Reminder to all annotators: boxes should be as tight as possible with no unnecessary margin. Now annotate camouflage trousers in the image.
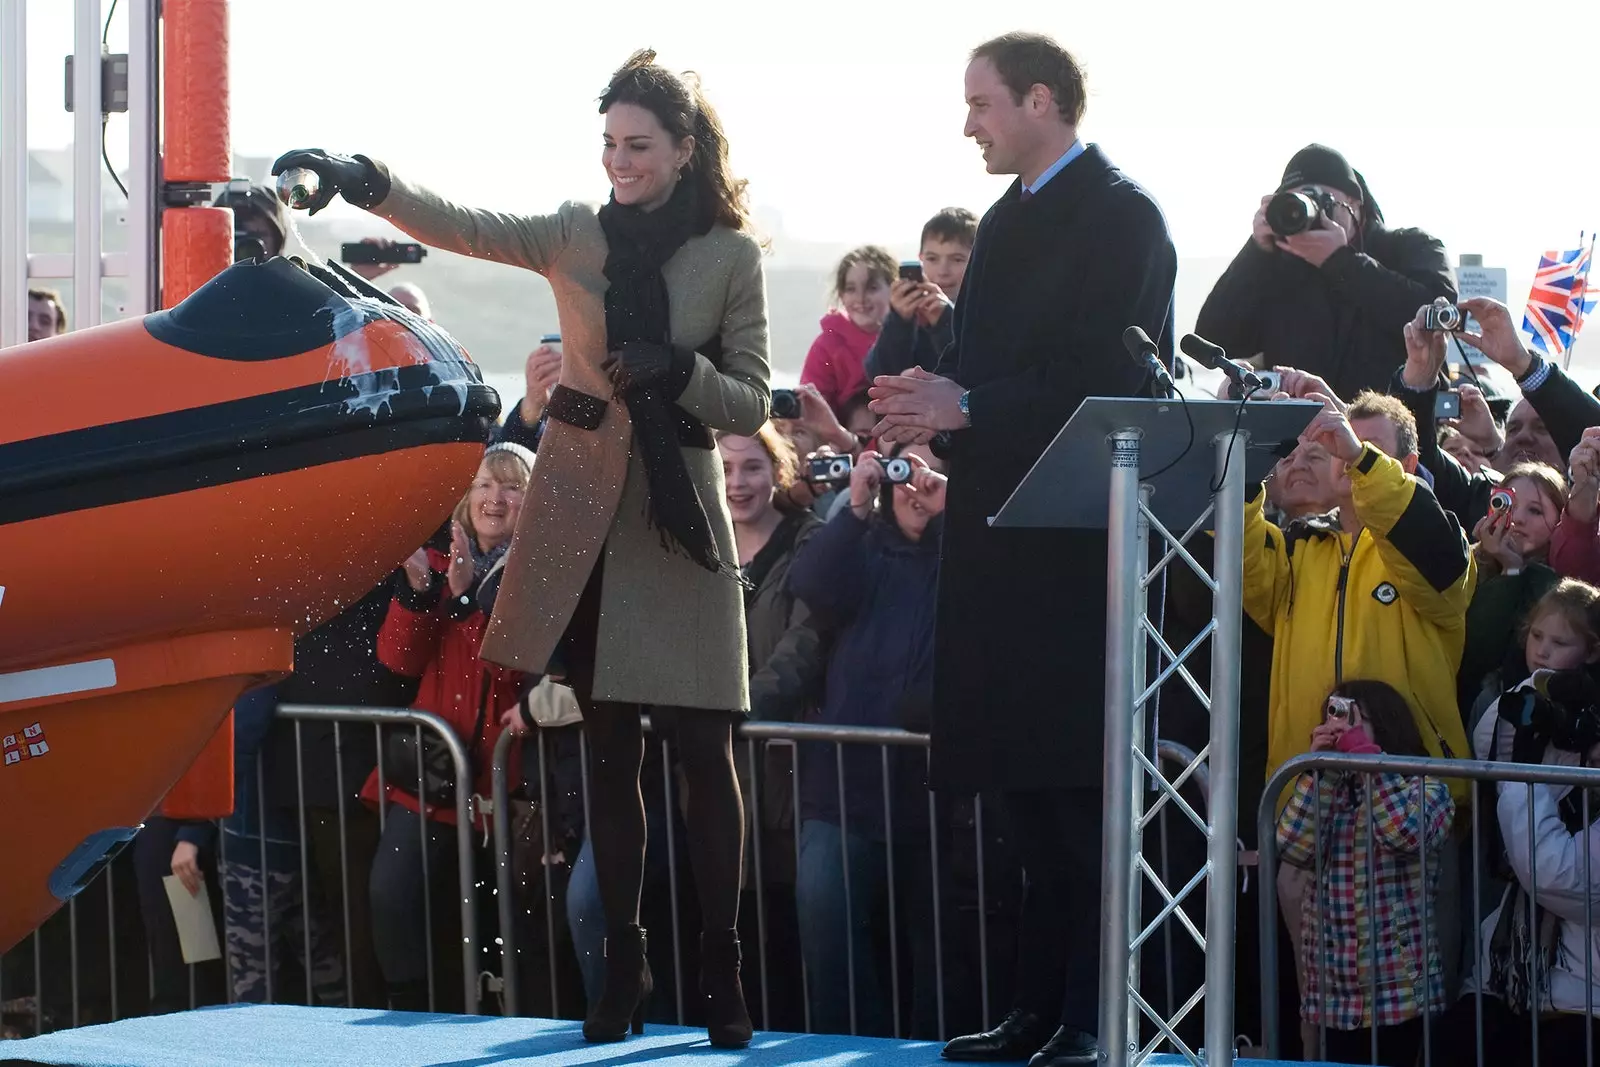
[220,856,347,1006]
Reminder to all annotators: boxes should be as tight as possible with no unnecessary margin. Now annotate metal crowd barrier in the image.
[0,707,1206,1042]
[0,706,480,1037]
[1257,751,1600,1067]
[490,719,1209,1042]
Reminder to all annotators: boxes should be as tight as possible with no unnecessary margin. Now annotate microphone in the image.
[1121,325,1174,398]
[1179,333,1266,393]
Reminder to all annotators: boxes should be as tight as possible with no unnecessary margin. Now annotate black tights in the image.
[581,700,745,938]
[561,559,744,941]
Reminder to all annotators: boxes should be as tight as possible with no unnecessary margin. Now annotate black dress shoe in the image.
[942,1009,1056,1061]
[1027,1026,1098,1067]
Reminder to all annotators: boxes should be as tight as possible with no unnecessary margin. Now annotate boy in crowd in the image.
[865,207,977,379]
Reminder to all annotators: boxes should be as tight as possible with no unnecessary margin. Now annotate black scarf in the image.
[597,181,736,580]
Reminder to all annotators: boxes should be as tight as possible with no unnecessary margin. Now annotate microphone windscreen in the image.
[1180,333,1226,368]
[1122,325,1157,359]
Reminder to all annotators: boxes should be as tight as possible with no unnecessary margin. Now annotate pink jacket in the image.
[800,310,880,412]
[1549,510,1600,583]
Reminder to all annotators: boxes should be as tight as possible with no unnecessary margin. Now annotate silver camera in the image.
[1424,304,1464,332]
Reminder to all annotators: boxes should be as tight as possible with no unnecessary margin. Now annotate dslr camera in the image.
[1498,668,1600,753]
[807,453,853,485]
[1266,189,1339,238]
[1423,304,1465,332]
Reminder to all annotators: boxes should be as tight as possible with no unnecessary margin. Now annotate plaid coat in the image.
[1277,768,1454,1029]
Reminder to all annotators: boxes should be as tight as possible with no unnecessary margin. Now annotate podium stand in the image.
[994,397,1318,1067]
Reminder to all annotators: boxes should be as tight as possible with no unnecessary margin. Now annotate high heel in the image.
[583,924,652,1043]
[700,928,753,1049]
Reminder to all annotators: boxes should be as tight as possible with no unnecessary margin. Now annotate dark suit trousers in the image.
[1003,787,1103,1034]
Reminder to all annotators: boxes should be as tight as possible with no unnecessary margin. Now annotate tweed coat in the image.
[372,174,771,711]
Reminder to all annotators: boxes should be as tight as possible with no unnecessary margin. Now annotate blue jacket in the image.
[864,305,954,382]
[174,683,301,866]
[787,507,941,841]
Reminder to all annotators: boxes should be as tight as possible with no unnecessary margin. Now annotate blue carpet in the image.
[0,1004,1335,1066]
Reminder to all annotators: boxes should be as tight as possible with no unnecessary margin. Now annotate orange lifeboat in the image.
[0,258,499,952]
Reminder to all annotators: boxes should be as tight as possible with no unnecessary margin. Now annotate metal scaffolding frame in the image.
[1,0,159,349]
[1098,427,1248,1067]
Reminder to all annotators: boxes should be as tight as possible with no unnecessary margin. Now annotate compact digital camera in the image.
[1423,304,1465,332]
[770,389,802,421]
[1488,486,1517,513]
[881,456,914,485]
[808,453,853,484]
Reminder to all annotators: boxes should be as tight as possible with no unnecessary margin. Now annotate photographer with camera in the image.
[1394,297,1600,524]
[1196,145,1454,401]
[786,444,946,1035]
[864,208,978,381]
[1247,390,1474,807]
[1432,580,1600,1063]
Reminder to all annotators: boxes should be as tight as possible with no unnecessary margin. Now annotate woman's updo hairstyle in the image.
[599,48,752,235]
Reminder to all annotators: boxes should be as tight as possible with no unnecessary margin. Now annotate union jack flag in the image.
[1523,239,1597,359]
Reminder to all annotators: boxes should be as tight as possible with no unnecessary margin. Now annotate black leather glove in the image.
[605,341,693,395]
[269,149,390,215]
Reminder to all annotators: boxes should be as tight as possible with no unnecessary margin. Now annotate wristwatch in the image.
[957,390,971,427]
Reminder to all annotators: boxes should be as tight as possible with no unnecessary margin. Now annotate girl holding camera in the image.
[1276,680,1454,1066]
[278,49,769,1046]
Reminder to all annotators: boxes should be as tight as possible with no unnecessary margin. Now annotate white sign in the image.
[1453,264,1508,356]
[1456,265,1508,305]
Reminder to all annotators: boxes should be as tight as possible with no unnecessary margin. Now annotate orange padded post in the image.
[161,710,235,820]
[162,206,232,307]
[162,0,231,183]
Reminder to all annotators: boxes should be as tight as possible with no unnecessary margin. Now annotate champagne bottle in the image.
[276,168,321,211]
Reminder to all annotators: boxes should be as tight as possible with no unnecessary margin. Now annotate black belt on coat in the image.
[545,384,712,450]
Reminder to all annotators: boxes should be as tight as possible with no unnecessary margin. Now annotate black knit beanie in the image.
[1278,144,1363,204]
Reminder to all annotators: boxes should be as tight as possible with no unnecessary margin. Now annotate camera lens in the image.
[829,458,850,479]
[883,458,912,484]
[1266,191,1319,238]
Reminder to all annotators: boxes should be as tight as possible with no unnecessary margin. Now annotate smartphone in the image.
[1434,390,1461,420]
[898,261,924,284]
[340,241,427,265]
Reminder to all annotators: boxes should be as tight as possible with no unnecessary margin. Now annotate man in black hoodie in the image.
[1196,144,1455,400]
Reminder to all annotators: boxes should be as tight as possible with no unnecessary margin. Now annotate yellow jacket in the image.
[1245,444,1475,811]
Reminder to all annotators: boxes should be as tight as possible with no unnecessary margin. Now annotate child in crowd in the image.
[864,207,977,381]
[1277,680,1454,1067]
[1434,579,1600,1065]
[1460,462,1568,719]
[800,246,894,412]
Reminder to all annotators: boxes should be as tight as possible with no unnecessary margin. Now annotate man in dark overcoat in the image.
[870,31,1176,1067]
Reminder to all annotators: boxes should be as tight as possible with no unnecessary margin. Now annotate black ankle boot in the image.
[387,980,431,1013]
[583,924,653,1042]
[699,928,753,1048]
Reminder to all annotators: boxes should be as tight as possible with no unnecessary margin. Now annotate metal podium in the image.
[993,396,1318,1067]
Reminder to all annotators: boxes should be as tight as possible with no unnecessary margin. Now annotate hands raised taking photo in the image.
[1298,393,1362,463]
[1472,507,1526,575]
[1455,298,1534,378]
[1402,302,1451,389]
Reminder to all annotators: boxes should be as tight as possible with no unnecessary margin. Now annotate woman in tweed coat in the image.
[274,49,768,1049]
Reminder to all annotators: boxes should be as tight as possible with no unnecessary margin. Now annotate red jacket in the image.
[800,309,880,412]
[360,547,525,828]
